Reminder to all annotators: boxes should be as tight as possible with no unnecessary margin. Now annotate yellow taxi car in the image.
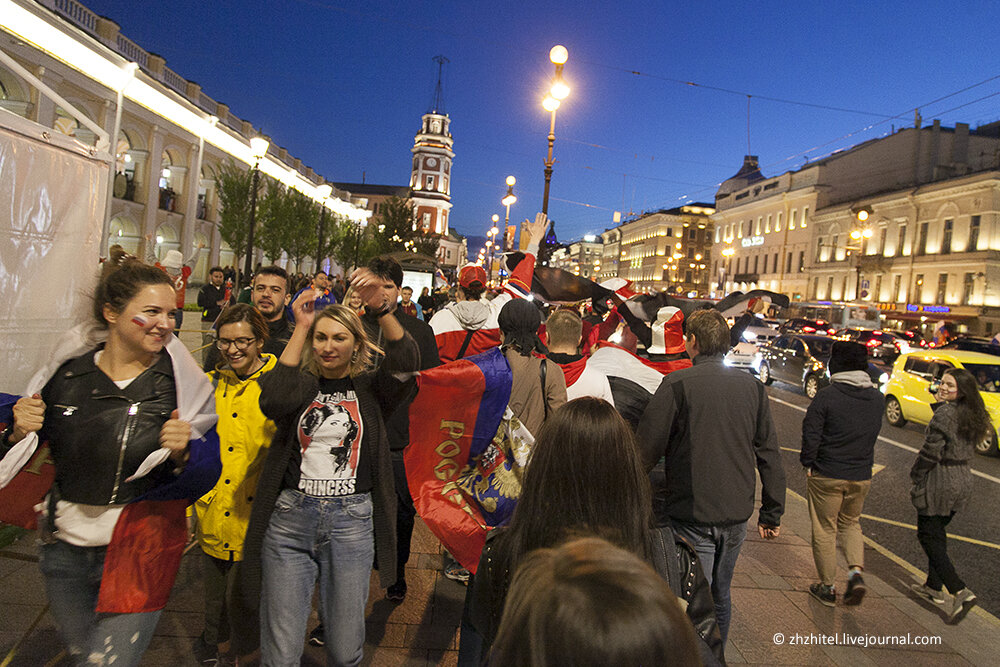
[883,349,1000,456]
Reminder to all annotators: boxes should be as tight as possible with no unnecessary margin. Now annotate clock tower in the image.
[410,56,454,236]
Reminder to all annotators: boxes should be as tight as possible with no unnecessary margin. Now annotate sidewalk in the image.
[4,488,999,666]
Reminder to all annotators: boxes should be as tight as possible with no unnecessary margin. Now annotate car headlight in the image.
[723,357,733,366]
[879,372,889,384]
[743,331,757,342]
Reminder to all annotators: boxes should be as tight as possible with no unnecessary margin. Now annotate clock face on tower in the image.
[426,157,438,168]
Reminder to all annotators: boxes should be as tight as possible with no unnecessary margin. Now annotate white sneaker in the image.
[909,582,945,605]
[948,588,977,625]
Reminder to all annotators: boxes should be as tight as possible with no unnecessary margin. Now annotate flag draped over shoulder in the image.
[406,347,525,573]
[0,325,221,613]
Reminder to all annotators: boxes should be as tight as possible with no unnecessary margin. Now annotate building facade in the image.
[550,237,603,280]
[711,121,1000,334]
[410,112,454,236]
[1,0,364,281]
[597,228,621,282]
[616,205,715,294]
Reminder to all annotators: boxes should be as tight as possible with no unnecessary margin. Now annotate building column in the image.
[142,126,165,256]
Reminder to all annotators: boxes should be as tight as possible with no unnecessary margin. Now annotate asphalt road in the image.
[765,377,1000,618]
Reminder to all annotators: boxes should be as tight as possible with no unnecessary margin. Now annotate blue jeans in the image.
[671,520,747,648]
[39,539,162,666]
[260,489,374,667]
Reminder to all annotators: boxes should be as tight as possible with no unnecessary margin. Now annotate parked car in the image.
[882,349,1000,456]
[724,323,780,372]
[757,334,890,399]
[779,318,838,335]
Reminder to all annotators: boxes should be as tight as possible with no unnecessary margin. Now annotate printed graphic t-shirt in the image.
[282,376,372,497]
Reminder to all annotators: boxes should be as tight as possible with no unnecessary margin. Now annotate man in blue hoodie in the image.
[801,341,884,607]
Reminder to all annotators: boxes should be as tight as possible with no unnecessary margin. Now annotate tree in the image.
[356,196,441,265]
[255,181,291,264]
[284,189,321,270]
[215,160,257,282]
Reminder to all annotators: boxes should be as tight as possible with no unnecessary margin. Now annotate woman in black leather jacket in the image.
[4,254,219,666]
[462,397,724,666]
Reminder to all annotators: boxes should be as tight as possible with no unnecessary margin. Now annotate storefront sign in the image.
[741,235,764,248]
[905,304,951,314]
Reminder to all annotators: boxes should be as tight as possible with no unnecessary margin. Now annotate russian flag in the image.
[405,348,515,573]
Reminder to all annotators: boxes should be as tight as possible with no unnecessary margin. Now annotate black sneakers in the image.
[844,572,866,606]
[308,624,325,647]
[809,583,836,607]
[386,579,408,603]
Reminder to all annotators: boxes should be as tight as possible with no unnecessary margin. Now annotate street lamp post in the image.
[541,45,569,216]
[243,136,269,285]
[850,208,874,300]
[314,183,333,272]
[502,175,517,250]
[488,215,500,286]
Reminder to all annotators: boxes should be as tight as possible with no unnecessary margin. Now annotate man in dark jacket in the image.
[358,256,441,603]
[203,266,292,371]
[637,309,785,652]
[801,341,884,607]
[197,266,234,363]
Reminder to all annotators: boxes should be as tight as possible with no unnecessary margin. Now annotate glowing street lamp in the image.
[541,45,569,215]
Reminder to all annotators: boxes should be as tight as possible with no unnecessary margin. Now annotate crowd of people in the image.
[0,212,985,666]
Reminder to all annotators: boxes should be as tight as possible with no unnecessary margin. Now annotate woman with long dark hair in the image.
[909,367,989,623]
[240,270,418,666]
[463,397,722,665]
[3,253,219,666]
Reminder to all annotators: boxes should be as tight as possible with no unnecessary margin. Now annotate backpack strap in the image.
[456,329,476,359]
[539,358,549,420]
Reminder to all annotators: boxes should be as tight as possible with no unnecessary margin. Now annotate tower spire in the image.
[429,55,449,114]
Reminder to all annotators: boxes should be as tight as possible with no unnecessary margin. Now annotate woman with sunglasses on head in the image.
[194,304,277,665]
[241,269,418,667]
[909,368,988,624]
[3,251,219,666]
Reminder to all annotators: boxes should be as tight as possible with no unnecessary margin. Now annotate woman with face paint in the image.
[194,304,277,664]
[240,268,419,667]
[3,251,220,666]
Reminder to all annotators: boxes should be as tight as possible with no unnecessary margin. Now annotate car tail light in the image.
[828,329,837,335]
[866,339,879,347]
[802,326,816,333]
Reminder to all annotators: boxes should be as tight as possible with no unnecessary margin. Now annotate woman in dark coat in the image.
[241,271,418,666]
[909,368,988,624]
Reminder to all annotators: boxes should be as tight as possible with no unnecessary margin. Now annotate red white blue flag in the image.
[406,347,519,573]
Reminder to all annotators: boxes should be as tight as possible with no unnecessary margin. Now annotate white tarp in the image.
[0,109,110,392]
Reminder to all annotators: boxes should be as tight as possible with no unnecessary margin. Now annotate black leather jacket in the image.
[38,347,178,505]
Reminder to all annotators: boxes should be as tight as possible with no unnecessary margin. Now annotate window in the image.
[715,228,721,243]
[776,212,783,232]
[688,228,697,240]
[790,209,797,230]
[802,206,809,227]
[842,275,848,300]
[936,273,948,304]
[765,215,771,233]
[755,217,762,235]
[904,357,933,378]
[892,274,901,302]
[685,270,693,283]
[942,219,953,255]
[879,227,887,255]
[914,274,924,303]
[969,215,981,251]
[786,252,793,273]
[687,247,694,259]
[897,223,907,256]
[873,275,882,301]
[773,253,778,274]
[811,277,819,299]
[916,222,928,256]
[826,276,834,299]
[425,175,435,190]
[753,255,759,273]
[815,237,824,262]
[962,272,975,305]
[737,221,743,238]
[831,235,839,260]
[798,251,804,272]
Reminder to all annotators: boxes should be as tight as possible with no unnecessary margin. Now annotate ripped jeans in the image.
[39,540,162,666]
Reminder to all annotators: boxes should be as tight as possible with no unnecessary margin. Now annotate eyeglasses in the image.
[216,337,257,351]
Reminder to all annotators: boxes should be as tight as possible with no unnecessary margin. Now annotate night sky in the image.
[85,0,1000,246]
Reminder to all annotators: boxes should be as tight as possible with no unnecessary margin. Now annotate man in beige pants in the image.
[800,341,884,606]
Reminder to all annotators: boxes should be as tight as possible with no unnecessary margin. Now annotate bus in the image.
[781,301,883,330]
